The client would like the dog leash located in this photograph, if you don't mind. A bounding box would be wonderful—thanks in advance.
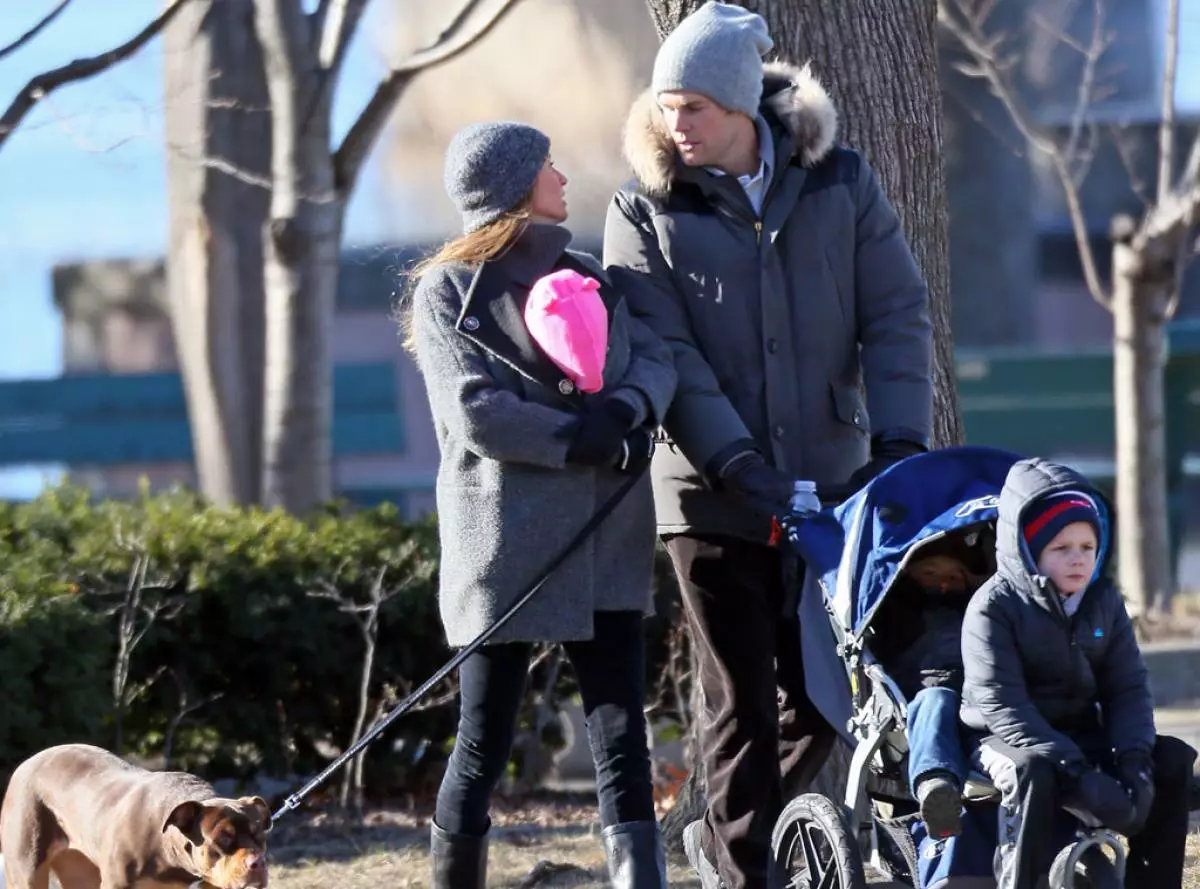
[270,465,646,825]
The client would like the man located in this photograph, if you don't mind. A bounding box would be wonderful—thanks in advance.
[603,3,934,887]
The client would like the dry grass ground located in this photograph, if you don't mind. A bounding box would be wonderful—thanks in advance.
[263,793,1200,888]
[265,794,702,889]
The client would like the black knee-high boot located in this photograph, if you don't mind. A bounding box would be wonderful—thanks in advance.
[430,821,487,889]
[602,821,668,888]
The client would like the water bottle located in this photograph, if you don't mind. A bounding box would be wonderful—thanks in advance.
[790,480,821,517]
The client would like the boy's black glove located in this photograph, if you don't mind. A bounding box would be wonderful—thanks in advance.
[1117,751,1155,836]
[846,428,928,491]
[614,427,654,475]
[1062,762,1137,834]
[559,398,637,466]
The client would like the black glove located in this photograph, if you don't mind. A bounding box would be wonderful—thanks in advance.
[1062,764,1137,834]
[559,398,637,466]
[1117,751,1155,835]
[710,444,794,522]
[614,427,654,475]
[846,429,928,491]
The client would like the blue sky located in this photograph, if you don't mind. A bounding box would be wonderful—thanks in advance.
[0,0,1197,498]
[0,1,402,496]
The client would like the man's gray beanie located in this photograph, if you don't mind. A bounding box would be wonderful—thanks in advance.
[443,121,550,233]
[652,2,773,117]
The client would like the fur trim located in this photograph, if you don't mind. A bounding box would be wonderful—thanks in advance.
[621,61,839,199]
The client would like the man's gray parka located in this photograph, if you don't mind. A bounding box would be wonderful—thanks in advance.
[603,62,934,542]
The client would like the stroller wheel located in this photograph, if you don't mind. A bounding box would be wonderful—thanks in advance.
[770,793,867,889]
[1048,844,1122,889]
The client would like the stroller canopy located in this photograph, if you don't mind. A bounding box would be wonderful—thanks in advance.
[791,445,1023,640]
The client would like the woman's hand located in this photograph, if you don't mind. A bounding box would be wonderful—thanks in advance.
[558,398,638,466]
[615,427,655,475]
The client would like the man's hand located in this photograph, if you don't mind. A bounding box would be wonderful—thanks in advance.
[846,428,928,491]
[1117,751,1155,836]
[714,447,794,522]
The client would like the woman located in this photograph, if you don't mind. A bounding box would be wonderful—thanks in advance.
[403,121,677,889]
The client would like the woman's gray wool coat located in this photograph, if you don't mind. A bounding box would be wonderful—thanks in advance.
[411,223,677,647]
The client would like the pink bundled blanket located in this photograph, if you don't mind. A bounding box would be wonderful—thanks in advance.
[524,268,609,394]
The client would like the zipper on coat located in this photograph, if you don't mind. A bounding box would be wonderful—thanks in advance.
[754,220,763,245]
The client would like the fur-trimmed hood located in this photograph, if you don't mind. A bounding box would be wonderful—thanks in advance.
[622,61,838,199]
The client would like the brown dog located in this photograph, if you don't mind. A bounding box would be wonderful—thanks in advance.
[0,744,270,889]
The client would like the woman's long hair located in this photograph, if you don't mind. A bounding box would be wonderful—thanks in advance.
[395,196,533,355]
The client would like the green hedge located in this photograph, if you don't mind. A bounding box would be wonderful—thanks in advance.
[0,483,454,795]
[0,483,689,801]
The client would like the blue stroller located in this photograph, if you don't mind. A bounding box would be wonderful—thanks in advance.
[768,446,1126,889]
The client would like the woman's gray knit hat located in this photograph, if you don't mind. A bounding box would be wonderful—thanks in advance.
[443,121,550,233]
[652,1,774,117]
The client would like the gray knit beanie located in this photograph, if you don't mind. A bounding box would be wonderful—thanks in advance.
[652,1,773,117]
[443,121,550,233]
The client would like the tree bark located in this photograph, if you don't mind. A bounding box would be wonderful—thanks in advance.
[642,0,961,849]
[254,3,344,513]
[1110,232,1173,615]
[164,0,269,505]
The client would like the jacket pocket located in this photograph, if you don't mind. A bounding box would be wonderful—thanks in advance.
[823,246,851,330]
[830,382,870,435]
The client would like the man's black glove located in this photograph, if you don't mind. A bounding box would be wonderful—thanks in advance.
[846,428,929,491]
[614,427,654,475]
[710,443,794,523]
[558,398,637,466]
[1117,751,1155,836]
[1062,762,1137,834]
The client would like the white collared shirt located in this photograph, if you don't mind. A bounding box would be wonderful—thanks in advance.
[705,115,775,216]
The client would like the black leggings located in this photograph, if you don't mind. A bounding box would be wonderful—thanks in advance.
[434,610,656,835]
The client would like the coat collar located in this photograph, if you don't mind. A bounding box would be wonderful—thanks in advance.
[454,223,588,402]
[622,61,839,200]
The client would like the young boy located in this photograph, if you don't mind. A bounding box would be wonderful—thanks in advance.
[873,533,988,838]
[960,457,1196,889]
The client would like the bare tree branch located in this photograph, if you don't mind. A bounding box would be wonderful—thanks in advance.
[310,0,334,38]
[1158,0,1181,204]
[938,0,1112,305]
[333,0,524,193]
[0,0,191,150]
[316,0,369,73]
[1060,0,1107,175]
[165,141,341,203]
[1111,125,1153,207]
[0,0,74,62]
[1182,130,1200,192]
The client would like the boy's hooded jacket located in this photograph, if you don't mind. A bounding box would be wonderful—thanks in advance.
[959,458,1155,765]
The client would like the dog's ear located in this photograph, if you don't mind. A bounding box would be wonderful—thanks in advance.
[239,796,272,833]
[163,800,204,835]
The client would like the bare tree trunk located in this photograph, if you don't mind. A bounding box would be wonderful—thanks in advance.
[778,0,960,449]
[1110,230,1173,615]
[343,619,378,813]
[643,0,959,849]
[254,4,344,514]
[164,0,269,506]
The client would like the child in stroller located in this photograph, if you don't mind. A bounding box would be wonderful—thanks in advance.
[772,448,1200,889]
[870,529,991,839]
